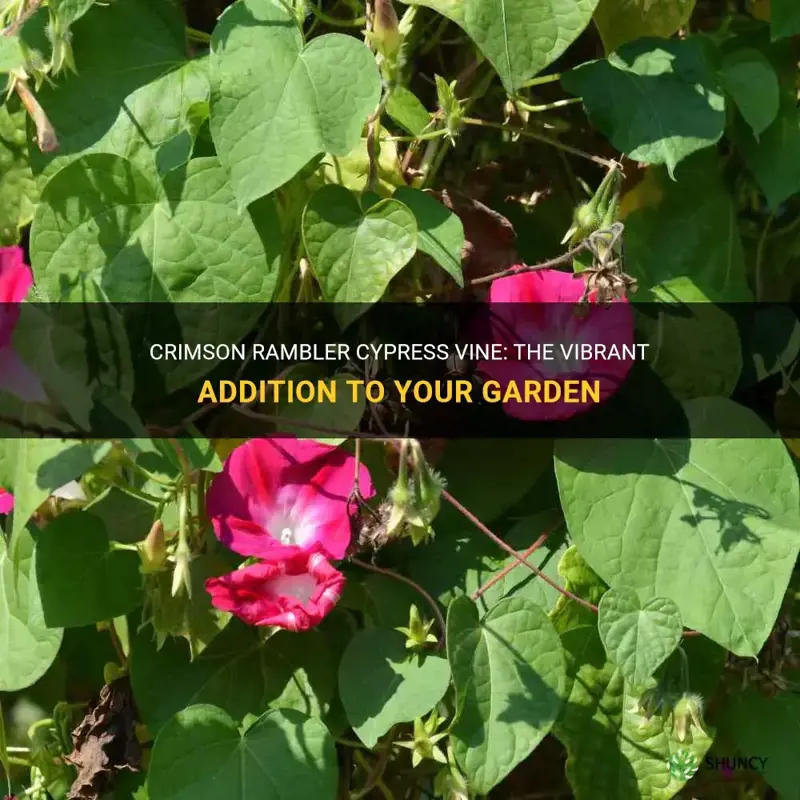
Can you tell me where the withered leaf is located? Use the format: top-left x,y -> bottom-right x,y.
64,677 -> 141,800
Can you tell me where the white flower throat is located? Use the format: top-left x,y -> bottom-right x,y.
265,487 -> 319,548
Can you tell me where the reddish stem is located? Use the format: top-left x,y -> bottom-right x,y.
472,530 -> 551,601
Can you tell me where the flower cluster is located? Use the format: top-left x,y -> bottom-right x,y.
205,438 -> 374,631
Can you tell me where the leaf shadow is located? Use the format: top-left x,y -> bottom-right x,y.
671,477 -> 767,553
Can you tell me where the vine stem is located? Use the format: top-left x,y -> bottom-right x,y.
471,528 -> 554,601
519,72 -> 562,88
350,557 -> 447,650
515,97 -> 582,114
0,0 -> 43,35
441,487 -> 599,612
462,117 -> 615,168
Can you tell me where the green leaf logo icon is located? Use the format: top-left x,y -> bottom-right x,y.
667,750 -> 699,781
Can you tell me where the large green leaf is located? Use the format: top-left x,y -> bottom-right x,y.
0,101 -> 39,245
624,156 -> 749,299
30,154 -> 280,388
447,596 -> 566,793
0,439 -> 109,543
736,92 -> 800,210
555,397 -> 800,657
31,0 -> 208,181
338,627 -> 451,748
562,38 -> 725,176
597,587 -> 682,687
130,621 -> 335,735
554,624 -> 713,800
210,0 -> 381,208
393,187 -> 464,286
36,511 -> 141,628
720,48 -> 780,138
592,0 -> 695,53
302,184 -> 417,323
772,0 -> 800,40
147,705 -> 337,800
0,529 -> 63,691
407,0 -> 598,95
727,688 -> 800,800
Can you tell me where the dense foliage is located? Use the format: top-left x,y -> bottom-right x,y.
1,0 -> 800,799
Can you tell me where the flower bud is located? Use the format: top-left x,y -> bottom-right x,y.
171,548 -> 192,598
396,604 -> 438,651
140,520 -> 166,572
372,0 -> 401,62
411,441 -> 445,524
673,693 -> 706,743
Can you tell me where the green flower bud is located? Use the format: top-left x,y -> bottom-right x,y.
673,693 -> 706,744
372,0 -> 400,62
140,520 -> 167,572
396,604 -> 438,651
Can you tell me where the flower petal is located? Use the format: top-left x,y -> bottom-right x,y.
0,488 -> 13,515
205,551 -> 345,631
207,437 -> 374,561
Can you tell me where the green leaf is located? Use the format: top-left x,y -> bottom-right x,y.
393,187 -> 464,286
720,48 -> 780,138
446,596 -> 566,793
771,0 -> 800,40
275,366 -> 365,444
35,511 -> 142,628
130,621 -> 335,735
31,0 -> 208,181
555,397 -> 800,657
406,511 -> 567,612
562,38 -> 726,177
735,93 -> 800,209
30,154 -> 281,388
338,627 -> 451,748
385,87 -> 431,136
554,624 -> 713,800
210,0 -> 381,208
147,705 -> 337,800
0,100 -> 39,245
592,0 -> 696,53
0,528 -> 63,691
0,439 -> 109,543
624,155 -> 749,299
50,0 -> 99,27
319,136 -> 406,196
302,184 -> 417,324
636,281 -> 743,399
0,36 -> 23,73
597,587 -> 682,687
406,0 -> 598,95
727,688 -> 800,800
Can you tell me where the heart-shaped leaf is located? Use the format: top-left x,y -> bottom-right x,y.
30,154 -> 281,389
720,48 -> 780,139
593,0 -> 695,53
31,0 -> 207,182
210,0 -> 381,208
36,511 -> 142,628
555,397 -> 800,657
598,587 -> 682,687
562,38 -> 725,177
302,184 -> 417,325
407,0 -> 598,95
147,704 -> 337,800
447,596 -> 567,794
338,627 -> 451,748
0,529 -> 63,692
393,187 -> 464,286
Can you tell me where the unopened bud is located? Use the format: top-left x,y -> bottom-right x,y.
673,693 -> 706,743
171,548 -> 192,598
372,0 -> 400,61
140,520 -> 166,572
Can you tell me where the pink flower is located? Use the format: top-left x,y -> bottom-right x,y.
0,247 -> 47,404
205,551 -> 345,631
478,268 -> 634,421
0,488 -> 13,515
207,437 -> 374,562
